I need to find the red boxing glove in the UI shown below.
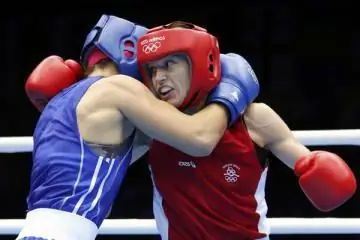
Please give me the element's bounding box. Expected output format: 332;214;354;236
25;56;83;111
294;151;357;212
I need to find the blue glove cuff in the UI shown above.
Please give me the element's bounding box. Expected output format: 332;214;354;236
206;78;248;125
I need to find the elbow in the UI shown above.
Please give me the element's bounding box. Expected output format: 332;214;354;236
188;135;217;157
186;122;225;157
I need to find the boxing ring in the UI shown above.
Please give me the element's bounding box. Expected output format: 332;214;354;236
0;129;359;235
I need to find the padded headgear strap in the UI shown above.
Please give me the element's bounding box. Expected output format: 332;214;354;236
137;21;221;109
81;15;148;79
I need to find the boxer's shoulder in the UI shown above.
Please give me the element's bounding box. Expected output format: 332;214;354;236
75;75;136;147
243;102;283;147
81;74;146;102
75;74;145;124
106;74;147;95
75;75;135;108
244;102;274;127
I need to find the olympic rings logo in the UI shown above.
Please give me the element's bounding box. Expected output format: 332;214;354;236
142;42;161;54
224;166;239;183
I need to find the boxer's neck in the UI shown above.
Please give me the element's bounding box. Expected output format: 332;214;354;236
183;98;206;115
87;63;119;77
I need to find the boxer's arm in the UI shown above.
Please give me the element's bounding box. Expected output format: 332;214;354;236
244;103;310;169
109;75;228;157
245;103;356;211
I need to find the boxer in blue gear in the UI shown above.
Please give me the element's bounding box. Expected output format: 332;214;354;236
20;16;258;240
19;15;148;240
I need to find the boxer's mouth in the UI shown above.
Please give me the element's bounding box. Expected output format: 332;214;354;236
158;86;174;98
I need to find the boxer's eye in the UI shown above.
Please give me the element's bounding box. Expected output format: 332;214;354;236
166;60;176;68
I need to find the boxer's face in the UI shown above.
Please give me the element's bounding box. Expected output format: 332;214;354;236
148;54;191;107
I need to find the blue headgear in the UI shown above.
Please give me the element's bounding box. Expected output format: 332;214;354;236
80;15;148;79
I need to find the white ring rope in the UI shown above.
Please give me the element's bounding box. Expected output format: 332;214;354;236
0;218;359;235
1;129;359;234
1;129;360;153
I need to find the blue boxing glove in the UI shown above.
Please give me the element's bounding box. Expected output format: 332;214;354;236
207;53;260;125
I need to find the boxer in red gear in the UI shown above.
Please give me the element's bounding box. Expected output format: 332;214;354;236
25;56;82;111
136;23;357;240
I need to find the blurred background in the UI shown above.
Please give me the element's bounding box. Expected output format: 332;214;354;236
0;2;359;240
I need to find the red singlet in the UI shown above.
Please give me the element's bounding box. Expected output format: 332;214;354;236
147;119;270;240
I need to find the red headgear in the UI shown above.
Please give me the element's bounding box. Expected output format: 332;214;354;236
137;22;221;109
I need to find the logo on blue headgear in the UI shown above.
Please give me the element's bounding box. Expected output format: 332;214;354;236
80;15;148;79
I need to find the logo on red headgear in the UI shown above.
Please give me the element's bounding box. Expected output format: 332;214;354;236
141;36;165;54
140;36;166;45
142;42;161;54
